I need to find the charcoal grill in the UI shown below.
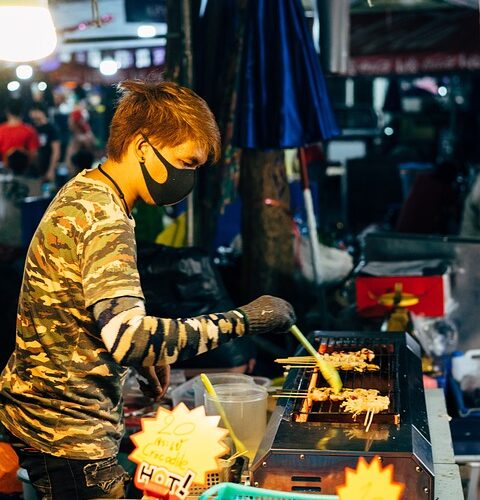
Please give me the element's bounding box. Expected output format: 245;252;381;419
250;331;434;499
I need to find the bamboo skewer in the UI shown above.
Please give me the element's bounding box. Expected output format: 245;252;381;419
276;356;380;372
276;356;319;362
272;392;310;398
273;389;387;432
283;365;319;369
278;361;317;365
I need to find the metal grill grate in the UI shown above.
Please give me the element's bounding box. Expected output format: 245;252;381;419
290;335;400;425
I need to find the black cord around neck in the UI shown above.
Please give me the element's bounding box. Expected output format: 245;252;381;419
97;164;131;218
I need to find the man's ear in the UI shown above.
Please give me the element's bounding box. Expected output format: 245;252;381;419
134;134;148;161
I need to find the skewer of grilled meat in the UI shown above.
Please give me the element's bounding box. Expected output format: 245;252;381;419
276;348;379;372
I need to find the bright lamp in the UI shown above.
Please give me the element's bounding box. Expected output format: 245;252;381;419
0;0;57;62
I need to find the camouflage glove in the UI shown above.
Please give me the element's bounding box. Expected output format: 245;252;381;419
237;295;296;335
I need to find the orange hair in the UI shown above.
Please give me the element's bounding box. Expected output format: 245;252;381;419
107;79;221;164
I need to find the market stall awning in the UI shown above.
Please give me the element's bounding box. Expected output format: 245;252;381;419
348;7;480;75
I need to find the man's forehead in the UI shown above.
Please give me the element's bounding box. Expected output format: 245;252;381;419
175;141;208;163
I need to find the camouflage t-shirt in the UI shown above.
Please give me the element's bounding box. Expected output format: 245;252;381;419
0;170;248;459
0;170;145;458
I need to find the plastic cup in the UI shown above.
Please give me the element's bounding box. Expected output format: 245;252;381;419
204;383;268;461
193;372;254;407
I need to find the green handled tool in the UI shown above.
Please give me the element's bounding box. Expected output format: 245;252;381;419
290;325;342;393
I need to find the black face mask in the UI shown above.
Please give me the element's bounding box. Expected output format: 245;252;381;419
140;136;196;206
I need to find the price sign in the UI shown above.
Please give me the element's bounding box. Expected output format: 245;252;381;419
336;456;405;500
128;403;229;498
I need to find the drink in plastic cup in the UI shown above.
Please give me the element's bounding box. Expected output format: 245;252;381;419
204;383;268;461
193;372;254;407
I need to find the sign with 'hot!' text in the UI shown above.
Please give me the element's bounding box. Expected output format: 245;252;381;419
129;403;229;499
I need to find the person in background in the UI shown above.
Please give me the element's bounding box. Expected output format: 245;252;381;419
0;149;42;375
0;79;296;499
65;97;96;175
51;89;70;160
0;99;39;166
459;170;480;237
28;102;61;183
70;147;95;174
395;161;461;235
0;149;42;249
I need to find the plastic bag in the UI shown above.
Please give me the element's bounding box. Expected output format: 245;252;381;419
0;442;22;494
411;313;458;357
298;235;353;285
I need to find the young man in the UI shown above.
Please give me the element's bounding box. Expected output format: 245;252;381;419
0;80;295;499
28;103;61;182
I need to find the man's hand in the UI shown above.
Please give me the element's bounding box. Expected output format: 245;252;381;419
136;365;171;402
237;295;296;335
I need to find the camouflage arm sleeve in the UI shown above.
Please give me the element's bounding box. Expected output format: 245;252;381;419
92;296;247;366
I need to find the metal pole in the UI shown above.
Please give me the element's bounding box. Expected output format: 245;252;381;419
298;147;323;284
182;0;195;246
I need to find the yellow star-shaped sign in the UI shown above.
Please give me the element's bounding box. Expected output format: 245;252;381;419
337;456;405;500
129;403;229;486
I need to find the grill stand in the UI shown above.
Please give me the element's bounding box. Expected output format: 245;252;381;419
250;331;435;499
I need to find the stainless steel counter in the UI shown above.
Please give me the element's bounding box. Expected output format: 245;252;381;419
426;388;464;500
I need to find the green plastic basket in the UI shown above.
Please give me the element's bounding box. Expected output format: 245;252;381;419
198;482;339;500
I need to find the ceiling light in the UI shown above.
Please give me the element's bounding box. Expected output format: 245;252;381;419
7;81;20;92
16;64;33;80
0;0;57;62
137;25;156;38
384;127;394;136
99;58;118;76
438;86;448;97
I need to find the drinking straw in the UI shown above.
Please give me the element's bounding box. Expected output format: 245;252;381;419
200;373;247;455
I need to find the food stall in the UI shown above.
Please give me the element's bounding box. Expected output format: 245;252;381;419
121;328;462;499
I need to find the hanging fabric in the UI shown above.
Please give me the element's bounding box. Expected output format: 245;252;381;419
233;0;340;149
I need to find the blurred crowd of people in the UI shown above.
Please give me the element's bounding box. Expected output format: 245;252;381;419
0;95;97;253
